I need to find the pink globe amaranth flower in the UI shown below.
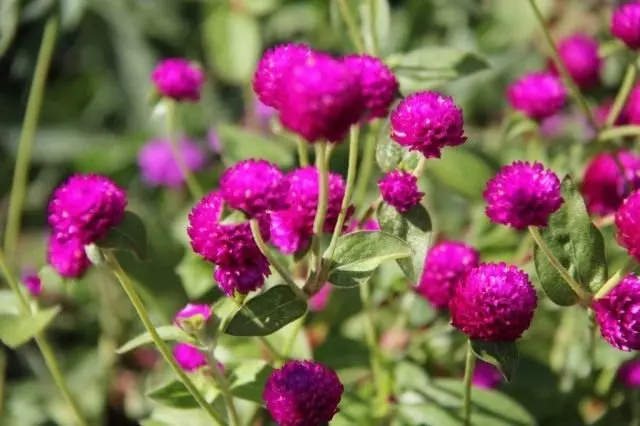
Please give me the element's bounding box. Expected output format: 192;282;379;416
612;3;640;50
593;273;640;351
390;91;466;158
416;241;479;309
548;34;601;89
174;304;212;333
343;54;398;119
625;84;640;125
214;263;270;296
279;52;364;143
472;360;503;390
21;271;42;297
618;360;640;388
172;343;207;372
48;174;127;245
309;285;332;312
484;161;563;230
378;170;424;213
137;138;206;188
450;262;537;342
263;360;343;426
582;151;640;216
47;237;90;279
253;43;313;109
151;58;205;102
345;218;380;233
220;159;289;216
615;190;640;261
507;72;567;121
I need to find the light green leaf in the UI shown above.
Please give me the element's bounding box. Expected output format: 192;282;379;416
176;253;214;300
147;380;199;409
0;306;61;348
470;340;519;382
230;360;274;404
96;211;149;261
216;124;294;168
359;0;391;55
0;0;19;57
116;326;194;354
375;123;419;173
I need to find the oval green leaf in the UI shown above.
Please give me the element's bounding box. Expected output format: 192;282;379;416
229;360;274;404
0;306;61;348
146;380;200;409
116;326;194;354
470;340;519;382
96;211;149;261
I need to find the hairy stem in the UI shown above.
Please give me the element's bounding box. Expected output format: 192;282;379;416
462;340;476;426
311;143;329;280
296;138;309;167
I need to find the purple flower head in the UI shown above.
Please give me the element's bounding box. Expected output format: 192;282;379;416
593;274;640;351
416;241;479;309
253;43;313;109
625;84;640;125
615;189;640;261
279;52;364;143
378;170;424;213
21;270;42;297
612;3;640;50
309;285;332;312
450;263;537;342
618;360;640;388
151;58;205;102
472;360;503;390
214;263;270;296
390;91;466;158
172;343;207;372
174;304;212;334
346;218;380;233
48;174;127;245
47;237;90;279
484;161;563;230
507;72;567;121
343;54;398;119
220;159;289;216
549;34;602;89
582;151;640;216
263;360;343;426
138;139;206;188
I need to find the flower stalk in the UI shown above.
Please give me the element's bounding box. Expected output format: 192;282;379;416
462;340;477;426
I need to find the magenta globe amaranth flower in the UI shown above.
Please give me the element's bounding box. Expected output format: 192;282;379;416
593;274;640;351
472;360;503;390
549;34;601;89
151;58;204;102
378;170;424;213
416;241;479;309
625;84;640;125
47;237;90;279
582;151;640;216
507;72;567;121
263;360;343;426
390;91;466;158
214;263;270;296
138;138;206;188
618;360;640;388
174;304;212;334
309;285;333;312
484;161;563;230
343;54;398;119
48;174;127;244
615;189;640;261
21;271;42;297
450;263;537;342
611;3;640;50
172;343;207;372
220;159;289;216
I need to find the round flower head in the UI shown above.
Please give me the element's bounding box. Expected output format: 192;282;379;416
21;271;42;297
548;34;601;89
151;58;205;102
416;241;479;309
309;285;332;312
279;52;364;143
390;91;466;158
618;360;640;388
625;84;640;125
172;343;207;372
507;72;567;121
611;3;640;50
174;304;212;334
378;170;424;213
220;159;289;216
263;360;343;426
48;174;126;244
484;161;563;230
593;274;640;351
214;263;270;296
253;43;312;109
343;54;398;119
582;151;640;216
450;263;537;342
47;237;90;279
615;190;640;261
472;360;503;390
138;138;206;188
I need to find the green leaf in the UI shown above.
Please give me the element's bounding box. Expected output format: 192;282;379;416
375;125;419;173
147;380;199;409
225;286;307;337
533;176;607;306
203;8;261;85
96;211;149;261
230;360;274;404
326;231;413;287
377;202;433;282
216;124;294;168
359;0;391;55
470;340;519;382
176;253;214;300
0;306;61;348
116;326;194;354
0;0;19;57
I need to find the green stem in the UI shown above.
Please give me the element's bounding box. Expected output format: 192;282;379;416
102;252;225;425
311;143;329;278
462;340;476;426
337;0;365;53
598;125;640;142
368;0;380;56
594;258;636;299
412;156;427;178
353;121;379;208
296;138;309;167
202;347;240;426
605;56;637;128
0;248;87;426
4;16;59;257
165;100;204;200
525;0;597;130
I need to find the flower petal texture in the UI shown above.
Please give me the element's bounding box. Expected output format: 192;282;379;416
172;343;207;372
593;273;640;351
611;3;640;50
582;151;640;216
378;169;424;213
344;54;398;119
47;237;91;279
507;72;567;121
549;34;601;89
151;58;205;102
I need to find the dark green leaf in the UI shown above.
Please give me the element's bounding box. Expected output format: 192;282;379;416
216;124;294;168
146;380;199;409
470;340;519;382
230;360;274;404
176;253;214;300
377;202;433;282
0;306;61;348
96;211;149;261
533;176;607;306
326;231;413;287
225;286;307;337
116;326;194;354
